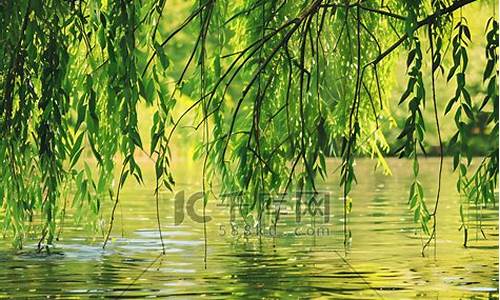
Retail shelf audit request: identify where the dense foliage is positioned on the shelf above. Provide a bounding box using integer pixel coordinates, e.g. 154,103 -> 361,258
0,0 -> 497,254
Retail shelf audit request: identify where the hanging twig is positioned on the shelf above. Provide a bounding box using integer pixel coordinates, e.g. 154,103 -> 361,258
422,24 -> 444,258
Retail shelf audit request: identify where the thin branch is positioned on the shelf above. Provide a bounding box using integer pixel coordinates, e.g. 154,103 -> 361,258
103,163 -> 127,249
422,24 -> 444,258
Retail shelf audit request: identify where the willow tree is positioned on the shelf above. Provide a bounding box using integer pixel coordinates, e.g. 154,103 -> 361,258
0,0 -> 497,254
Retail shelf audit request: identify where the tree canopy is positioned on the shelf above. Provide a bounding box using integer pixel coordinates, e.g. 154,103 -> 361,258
0,0 -> 497,254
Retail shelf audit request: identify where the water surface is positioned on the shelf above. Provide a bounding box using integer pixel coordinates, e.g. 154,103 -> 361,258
0,158 -> 498,299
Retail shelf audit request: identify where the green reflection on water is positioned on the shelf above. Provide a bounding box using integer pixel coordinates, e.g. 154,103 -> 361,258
0,158 -> 497,299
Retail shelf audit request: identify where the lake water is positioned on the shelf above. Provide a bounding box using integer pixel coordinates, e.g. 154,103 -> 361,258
0,158 -> 498,299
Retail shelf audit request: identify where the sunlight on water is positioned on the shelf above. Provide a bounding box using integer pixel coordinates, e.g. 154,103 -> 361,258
0,158 -> 497,299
